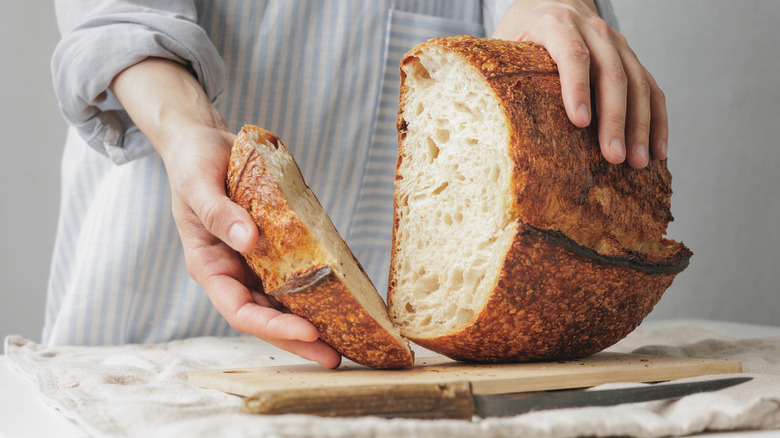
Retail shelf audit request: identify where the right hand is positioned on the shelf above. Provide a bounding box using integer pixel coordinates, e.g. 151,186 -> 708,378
111,58 -> 341,368
493,0 -> 669,169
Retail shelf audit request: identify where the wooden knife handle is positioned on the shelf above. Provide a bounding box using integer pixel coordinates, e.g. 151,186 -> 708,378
241,381 -> 474,419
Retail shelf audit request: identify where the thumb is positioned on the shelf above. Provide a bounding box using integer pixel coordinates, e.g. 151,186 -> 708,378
192,184 -> 259,253
164,127 -> 257,253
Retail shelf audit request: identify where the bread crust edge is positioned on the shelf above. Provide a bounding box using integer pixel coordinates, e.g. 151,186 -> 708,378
389,36 -> 693,362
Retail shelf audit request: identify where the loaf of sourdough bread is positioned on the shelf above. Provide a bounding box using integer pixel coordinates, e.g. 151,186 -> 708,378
227,125 -> 414,369
388,36 -> 692,362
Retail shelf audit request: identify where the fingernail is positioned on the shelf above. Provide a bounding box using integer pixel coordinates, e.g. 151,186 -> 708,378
660,140 -> 668,158
229,223 -> 249,247
576,104 -> 590,125
636,144 -> 649,163
609,138 -> 626,158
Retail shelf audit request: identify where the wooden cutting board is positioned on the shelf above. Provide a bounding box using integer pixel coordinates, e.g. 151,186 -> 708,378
189,352 -> 742,397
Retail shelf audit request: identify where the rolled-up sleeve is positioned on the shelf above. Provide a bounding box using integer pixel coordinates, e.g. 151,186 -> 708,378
51,0 -> 226,164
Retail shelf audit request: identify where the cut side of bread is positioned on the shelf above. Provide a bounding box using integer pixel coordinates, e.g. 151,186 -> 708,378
388,36 -> 692,362
227,125 -> 414,369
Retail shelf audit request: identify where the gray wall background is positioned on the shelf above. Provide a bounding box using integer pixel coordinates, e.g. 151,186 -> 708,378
1,1 -> 778,342
1,3 -> 65,341
612,1 -> 780,325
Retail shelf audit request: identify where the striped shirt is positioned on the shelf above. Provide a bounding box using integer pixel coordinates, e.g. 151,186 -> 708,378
45,0 -> 615,346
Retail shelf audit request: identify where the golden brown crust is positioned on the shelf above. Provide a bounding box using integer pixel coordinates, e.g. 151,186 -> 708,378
228,125 -> 414,369
390,36 -> 693,362
226,126 -> 320,291
268,265 -> 414,369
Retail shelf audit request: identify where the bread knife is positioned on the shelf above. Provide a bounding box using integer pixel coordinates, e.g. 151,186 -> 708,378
241,376 -> 751,419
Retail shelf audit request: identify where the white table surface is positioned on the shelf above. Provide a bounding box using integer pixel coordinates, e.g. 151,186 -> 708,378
2,318 -> 779,438
0,355 -> 86,438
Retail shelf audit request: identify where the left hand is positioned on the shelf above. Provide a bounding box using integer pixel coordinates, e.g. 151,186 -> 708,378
110,58 -> 342,368
493,0 -> 668,168
162,122 -> 341,369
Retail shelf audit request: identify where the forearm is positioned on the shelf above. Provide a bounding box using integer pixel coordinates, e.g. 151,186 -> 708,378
109,57 -> 228,163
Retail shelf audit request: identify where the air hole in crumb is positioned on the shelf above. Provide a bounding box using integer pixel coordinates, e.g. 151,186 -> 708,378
432,182 -> 448,195
454,102 -> 472,114
450,268 -> 464,289
490,165 -> 501,183
453,211 -> 463,223
435,128 -> 450,143
426,137 -> 439,163
415,102 -> 425,116
415,274 -> 439,295
466,138 -> 478,146
408,57 -> 431,80
405,302 -> 416,314
258,131 -> 280,150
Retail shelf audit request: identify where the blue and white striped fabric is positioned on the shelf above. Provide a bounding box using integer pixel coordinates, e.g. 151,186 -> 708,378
45,128 -> 235,345
44,0 -> 616,346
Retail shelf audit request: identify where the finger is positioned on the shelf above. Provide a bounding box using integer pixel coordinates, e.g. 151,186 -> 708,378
204,272 -> 341,368
619,47 -> 652,168
187,177 -> 259,254
205,272 -> 318,341
250,289 -> 285,311
582,25 -> 628,164
535,20 -> 593,128
242,291 -> 341,368
236,305 -> 342,369
647,73 -> 669,160
267,338 -> 342,369
169,128 -> 256,253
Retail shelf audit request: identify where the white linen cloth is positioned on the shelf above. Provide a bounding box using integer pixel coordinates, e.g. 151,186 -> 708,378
5,321 -> 780,438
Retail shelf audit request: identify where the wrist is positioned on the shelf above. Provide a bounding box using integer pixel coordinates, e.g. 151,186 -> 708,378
110,57 -> 228,160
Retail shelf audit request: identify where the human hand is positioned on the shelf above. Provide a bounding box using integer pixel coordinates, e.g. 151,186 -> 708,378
493,0 -> 667,168
162,123 -> 342,369
110,58 -> 341,368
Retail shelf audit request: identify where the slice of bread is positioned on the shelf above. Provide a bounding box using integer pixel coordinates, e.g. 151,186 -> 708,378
388,36 -> 692,362
227,125 -> 414,369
